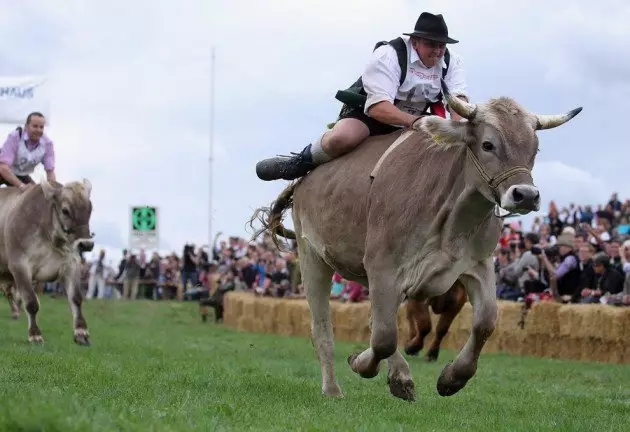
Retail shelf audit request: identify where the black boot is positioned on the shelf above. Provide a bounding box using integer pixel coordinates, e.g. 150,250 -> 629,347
255,144 -> 318,181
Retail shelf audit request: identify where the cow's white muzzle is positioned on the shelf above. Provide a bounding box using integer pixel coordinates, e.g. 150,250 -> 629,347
500,184 -> 540,214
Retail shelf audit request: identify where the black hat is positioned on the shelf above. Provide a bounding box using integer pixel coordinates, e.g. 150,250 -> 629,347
403,12 -> 458,44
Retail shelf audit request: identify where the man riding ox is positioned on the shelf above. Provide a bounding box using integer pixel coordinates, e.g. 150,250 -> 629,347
0,179 -> 95,345
251,73 -> 582,401
0,111 -> 57,191
256,12 -> 470,182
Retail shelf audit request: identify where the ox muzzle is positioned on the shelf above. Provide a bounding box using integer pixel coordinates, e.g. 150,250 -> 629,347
500,184 -> 540,214
75,238 -> 95,253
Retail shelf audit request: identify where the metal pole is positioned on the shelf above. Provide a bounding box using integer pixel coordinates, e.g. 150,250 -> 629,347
209,46 -> 215,250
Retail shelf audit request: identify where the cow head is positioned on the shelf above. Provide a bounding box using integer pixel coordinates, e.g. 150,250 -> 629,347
41,178 -> 94,251
420,80 -> 582,215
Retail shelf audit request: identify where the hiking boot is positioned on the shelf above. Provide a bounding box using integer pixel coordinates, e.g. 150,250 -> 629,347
255,144 -> 318,181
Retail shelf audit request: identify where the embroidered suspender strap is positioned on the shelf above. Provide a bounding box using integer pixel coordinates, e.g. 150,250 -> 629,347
370,130 -> 415,179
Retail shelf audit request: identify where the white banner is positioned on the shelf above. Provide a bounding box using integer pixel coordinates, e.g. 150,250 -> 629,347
0,75 -> 50,125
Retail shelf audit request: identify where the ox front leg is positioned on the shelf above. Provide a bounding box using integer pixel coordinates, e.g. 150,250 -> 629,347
348,272 -> 403,381
10,267 -> 43,344
436,260 -> 497,397
63,273 -> 90,346
385,350 -> 416,402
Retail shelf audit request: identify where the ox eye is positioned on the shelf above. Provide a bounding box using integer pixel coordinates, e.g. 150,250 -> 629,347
482,141 -> 494,152
62,208 -> 71,217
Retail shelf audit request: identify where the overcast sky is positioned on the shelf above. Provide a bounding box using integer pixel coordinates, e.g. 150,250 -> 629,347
0,0 -> 626,262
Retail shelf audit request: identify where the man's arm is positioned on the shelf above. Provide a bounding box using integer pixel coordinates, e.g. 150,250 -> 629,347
0,133 -> 29,190
362,45 -> 421,128
0,163 -> 25,188
43,141 -> 56,182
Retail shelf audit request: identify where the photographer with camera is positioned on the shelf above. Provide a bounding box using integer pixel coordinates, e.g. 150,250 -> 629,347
535,235 -> 581,302
500,233 -> 541,300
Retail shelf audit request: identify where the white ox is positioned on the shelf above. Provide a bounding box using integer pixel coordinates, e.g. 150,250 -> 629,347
0,179 -> 94,345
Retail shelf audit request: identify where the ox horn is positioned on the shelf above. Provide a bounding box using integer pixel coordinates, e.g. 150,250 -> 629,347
534,107 -> 583,130
441,78 -> 478,120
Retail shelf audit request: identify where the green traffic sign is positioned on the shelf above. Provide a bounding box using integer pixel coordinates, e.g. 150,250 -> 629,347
132,207 -> 157,232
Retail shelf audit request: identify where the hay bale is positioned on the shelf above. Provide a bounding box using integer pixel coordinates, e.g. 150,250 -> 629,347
222,291 -> 630,364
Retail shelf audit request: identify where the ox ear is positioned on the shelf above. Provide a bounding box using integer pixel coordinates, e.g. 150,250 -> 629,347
419,116 -> 468,150
82,178 -> 92,198
40,180 -> 58,200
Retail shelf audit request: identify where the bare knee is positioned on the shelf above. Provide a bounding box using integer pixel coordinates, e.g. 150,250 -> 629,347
323,121 -> 368,156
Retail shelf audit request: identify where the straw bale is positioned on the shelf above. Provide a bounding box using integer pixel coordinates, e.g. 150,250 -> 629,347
222,291 -> 630,364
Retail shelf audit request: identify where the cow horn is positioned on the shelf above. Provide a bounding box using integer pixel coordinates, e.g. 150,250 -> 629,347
534,107 -> 583,130
441,79 -> 478,120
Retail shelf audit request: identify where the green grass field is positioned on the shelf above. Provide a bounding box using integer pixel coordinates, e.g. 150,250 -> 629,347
0,296 -> 628,431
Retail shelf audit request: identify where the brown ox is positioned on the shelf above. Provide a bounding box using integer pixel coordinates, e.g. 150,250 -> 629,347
404,280 -> 467,361
250,80 -> 581,401
0,179 -> 94,345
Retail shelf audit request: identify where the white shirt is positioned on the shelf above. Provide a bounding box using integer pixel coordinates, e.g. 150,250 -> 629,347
361,36 -> 468,119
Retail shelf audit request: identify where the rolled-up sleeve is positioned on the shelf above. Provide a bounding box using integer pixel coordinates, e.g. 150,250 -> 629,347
444,52 -> 469,100
361,45 -> 401,115
43,139 -> 55,171
555,255 -> 578,279
0,132 -> 19,166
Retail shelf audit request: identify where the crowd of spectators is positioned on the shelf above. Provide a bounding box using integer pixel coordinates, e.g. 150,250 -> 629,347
495,192 -> 630,307
38,192 -> 629,326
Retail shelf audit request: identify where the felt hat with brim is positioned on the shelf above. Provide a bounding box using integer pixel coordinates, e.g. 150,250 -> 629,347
403,12 -> 458,44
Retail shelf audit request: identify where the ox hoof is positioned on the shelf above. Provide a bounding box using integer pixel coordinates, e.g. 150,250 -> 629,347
11,313 -> 19,320
387,375 -> 416,402
347,352 -> 380,379
28,335 -> 44,344
74,329 -> 91,346
436,361 -> 471,397
322,383 -> 344,398
404,343 -> 422,356
424,350 -> 439,362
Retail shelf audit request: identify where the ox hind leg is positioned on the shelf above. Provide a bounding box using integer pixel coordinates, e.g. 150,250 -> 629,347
436,260 -> 497,397
300,242 -> 342,397
63,272 -> 90,346
403,298 -> 432,356
10,267 -> 43,344
424,280 -> 467,362
3,284 -> 21,320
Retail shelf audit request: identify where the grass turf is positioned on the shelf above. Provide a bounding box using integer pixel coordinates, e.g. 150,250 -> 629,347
0,296 -> 628,431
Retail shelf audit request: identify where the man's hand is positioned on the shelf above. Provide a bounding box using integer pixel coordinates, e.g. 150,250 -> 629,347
410,116 -> 424,131
18,183 -> 33,193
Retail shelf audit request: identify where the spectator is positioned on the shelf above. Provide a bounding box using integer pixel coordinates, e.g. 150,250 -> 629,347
86,249 -> 107,299
123,253 -> 141,300
580,252 -> 625,303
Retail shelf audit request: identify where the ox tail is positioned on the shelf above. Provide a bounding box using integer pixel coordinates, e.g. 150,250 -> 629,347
247,180 -> 299,251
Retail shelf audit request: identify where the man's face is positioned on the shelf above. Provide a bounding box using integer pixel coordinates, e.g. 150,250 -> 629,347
559,245 -> 573,256
594,263 -> 605,275
26,115 -> 45,141
606,242 -> 620,258
412,37 -> 446,67
578,246 -> 592,263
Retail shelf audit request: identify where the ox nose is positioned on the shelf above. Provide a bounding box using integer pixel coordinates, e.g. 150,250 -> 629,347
501,185 -> 540,213
78,240 -> 95,253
